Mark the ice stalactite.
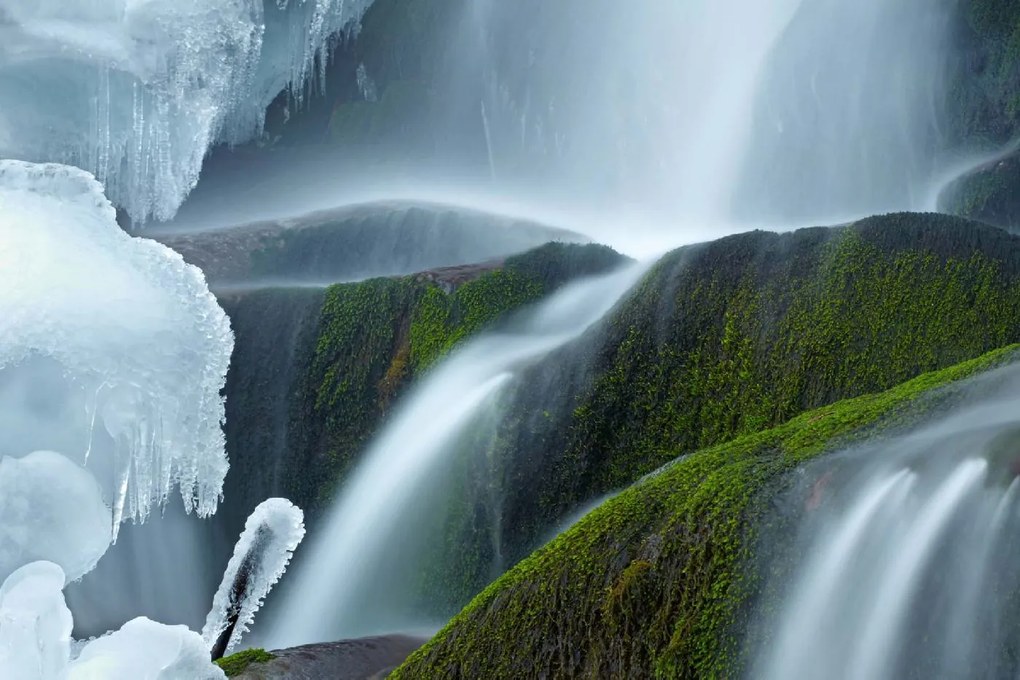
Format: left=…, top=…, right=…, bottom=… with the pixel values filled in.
left=0, top=160, right=234, bottom=531
left=0, top=0, right=375, bottom=223
left=0, top=160, right=238, bottom=676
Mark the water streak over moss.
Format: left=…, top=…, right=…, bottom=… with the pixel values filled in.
left=393, top=346, right=1019, bottom=679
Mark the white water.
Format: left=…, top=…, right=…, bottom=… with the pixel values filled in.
left=265, top=262, right=650, bottom=647
left=754, top=362, right=1020, bottom=680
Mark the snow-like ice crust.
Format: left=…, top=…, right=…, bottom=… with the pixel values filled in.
left=0, top=562, right=73, bottom=679
left=0, top=0, right=374, bottom=222
left=0, top=161, right=234, bottom=529
left=0, top=452, right=112, bottom=584
left=0, top=563, right=226, bottom=679
left=203, top=498, right=306, bottom=654
left=68, top=617, right=225, bottom=680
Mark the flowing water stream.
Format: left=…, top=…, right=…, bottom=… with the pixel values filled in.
left=752, top=362, right=1020, bottom=680
left=264, top=261, right=650, bottom=647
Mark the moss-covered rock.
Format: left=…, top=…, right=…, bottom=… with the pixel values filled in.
left=282, top=242, right=626, bottom=513
left=392, top=346, right=1019, bottom=680
left=940, top=152, right=1020, bottom=230
left=215, top=648, right=276, bottom=677
left=483, top=213, right=1020, bottom=573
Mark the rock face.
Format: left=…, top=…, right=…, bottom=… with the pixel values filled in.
left=941, top=153, right=1020, bottom=231
left=225, top=213, right=1020, bottom=633
left=279, top=241, right=626, bottom=519
left=207, top=211, right=1020, bottom=644
left=232, top=636, right=426, bottom=679
left=947, top=0, right=1020, bottom=146
left=198, top=241, right=625, bottom=601
left=155, top=200, right=586, bottom=287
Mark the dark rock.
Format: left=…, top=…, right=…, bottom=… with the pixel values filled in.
left=234, top=636, right=426, bottom=679
left=941, top=151, right=1020, bottom=231
left=154, top=199, right=586, bottom=287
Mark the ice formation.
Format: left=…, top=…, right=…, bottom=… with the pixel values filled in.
left=0, top=562, right=226, bottom=680
left=203, top=499, right=305, bottom=654
left=0, top=451, right=112, bottom=584
left=0, top=160, right=234, bottom=530
left=0, top=562, right=73, bottom=679
left=68, top=617, right=225, bottom=680
left=0, top=0, right=374, bottom=222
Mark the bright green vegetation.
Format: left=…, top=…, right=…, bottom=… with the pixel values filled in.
left=282, top=242, right=625, bottom=512
left=485, top=214, right=1020, bottom=571
left=408, top=269, right=544, bottom=372
left=393, top=346, right=1019, bottom=679
left=215, top=649, right=276, bottom=677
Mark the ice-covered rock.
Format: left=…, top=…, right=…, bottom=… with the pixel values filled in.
left=203, top=498, right=305, bottom=655
left=0, top=451, right=112, bottom=584
left=0, top=0, right=373, bottom=222
left=68, top=617, right=225, bottom=680
left=0, top=564, right=226, bottom=679
left=0, top=161, right=234, bottom=531
left=0, top=562, right=73, bottom=679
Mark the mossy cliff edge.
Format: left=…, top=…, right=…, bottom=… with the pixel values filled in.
left=482, top=213, right=1020, bottom=575
left=279, top=213, right=1020, bottom=619
left=281, top=242, right=624, bottom=513
left=393, top=346, right=1019, bottom=679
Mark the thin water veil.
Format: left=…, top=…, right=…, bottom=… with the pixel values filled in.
left=264, top=262, right=651, bottom=648
left=751, top=362, right=1020, bottom=680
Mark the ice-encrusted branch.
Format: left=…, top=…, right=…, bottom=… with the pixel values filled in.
left=203, top=498, right=306, bottom=658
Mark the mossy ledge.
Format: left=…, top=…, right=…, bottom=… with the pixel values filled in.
left=214, top=649, right=276, bottom=677
left=282, top=242, right=625, bottom=512
left=392, top=345, right=1019, bottom=680
left=486, top=213, right=1020, bottom=571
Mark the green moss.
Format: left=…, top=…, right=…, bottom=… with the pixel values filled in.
left=392, top=345, right=1019, bottom=680
left=409, top=269, right=544, bottom=371
left=215, top=649, right=276, bottom=677
left=283, top=243, right=624, bottom=513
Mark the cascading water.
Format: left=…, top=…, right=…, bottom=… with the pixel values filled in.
left=751, top=361, right=1020, bottom=680
left=172, top=0, right=968, bottom=253
left=0, top=0, right=1012, bottom=673
left=264, top=261, right=650, bottom=648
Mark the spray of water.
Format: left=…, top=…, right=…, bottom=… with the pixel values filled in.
left=171, top=0, right=965, bottom=257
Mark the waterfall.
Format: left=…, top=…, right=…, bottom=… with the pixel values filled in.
left=263, top=261, right=650, bottom=648
left=752, top=363, right=1020, bottom=680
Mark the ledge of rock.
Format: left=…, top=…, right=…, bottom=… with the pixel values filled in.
left=233, top=635, right=426, bottom=679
